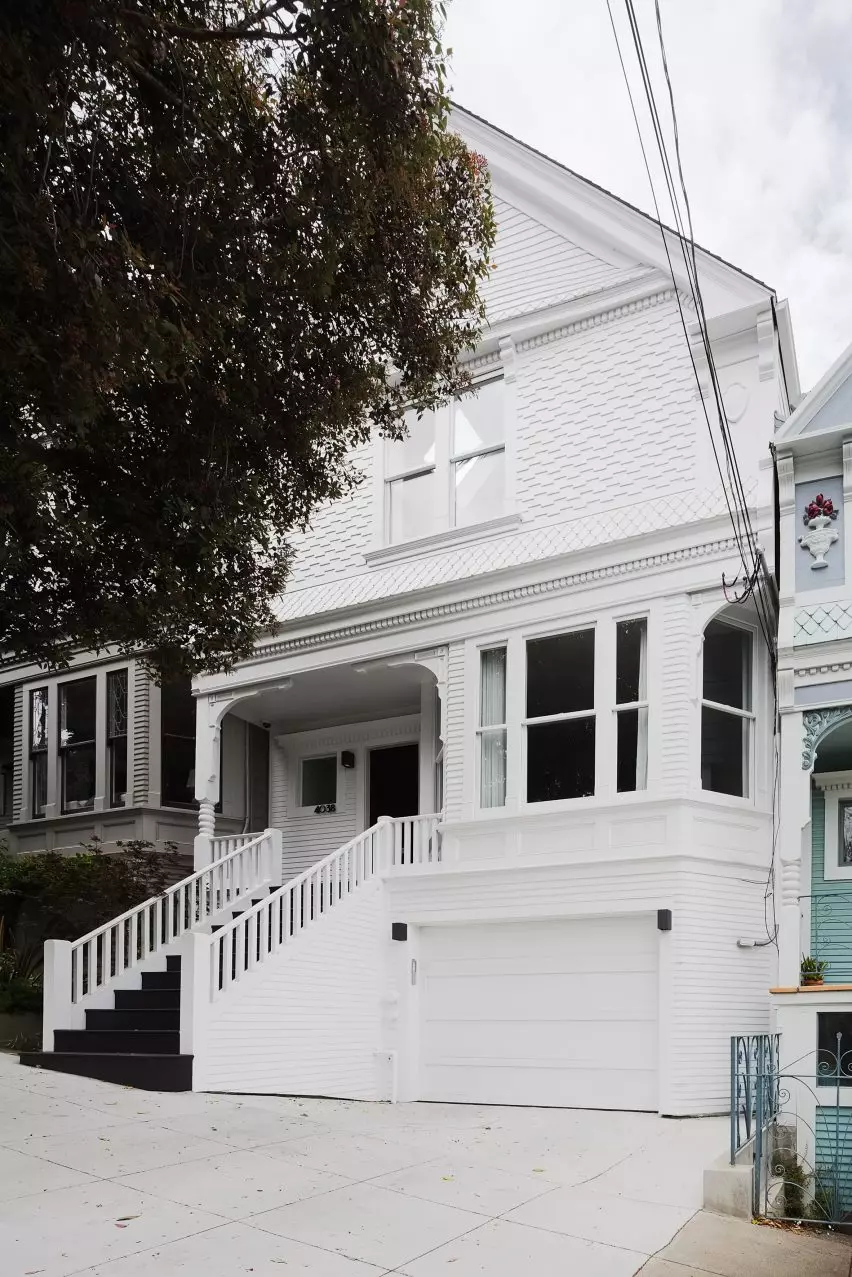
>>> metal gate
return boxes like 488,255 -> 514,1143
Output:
732,1031 -> 852,1223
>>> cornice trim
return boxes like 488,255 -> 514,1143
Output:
246,535 -> 740,666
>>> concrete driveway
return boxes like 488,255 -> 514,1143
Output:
0,1051 -> 816,1276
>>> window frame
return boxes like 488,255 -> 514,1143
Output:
384,376 -> 507,547
29,686 -> 48,819
614,616 -> 649,794
106,668 -> 129,809
476,645 -> 508,811
298,753 -> 339,813
59,675 -> 98,815
522,624 -> 597,807
699,617 -> 756,801
813,773 -> 852,881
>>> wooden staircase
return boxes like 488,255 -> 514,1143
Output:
21,955 -> 192,1091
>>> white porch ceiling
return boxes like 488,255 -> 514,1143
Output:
228,662 -> 431,734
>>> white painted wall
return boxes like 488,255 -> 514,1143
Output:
199,882 -> 386,1098
272,715 -> 422,881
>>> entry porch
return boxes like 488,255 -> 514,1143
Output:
192,650 -> 445,876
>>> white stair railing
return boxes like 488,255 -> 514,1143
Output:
388,814 -> 441,867
211,833 -> 259,861
43,828 -> 281,1047
209,814 -> 441,1000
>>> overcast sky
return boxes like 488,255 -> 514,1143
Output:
445,0 -> 852,392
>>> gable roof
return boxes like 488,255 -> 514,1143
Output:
481,195 -> 651,323
775,337 -> 852,451
452,104 -> 776,323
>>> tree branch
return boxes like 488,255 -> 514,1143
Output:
117,4 -> 298,42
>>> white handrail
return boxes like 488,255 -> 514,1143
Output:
209,814 -> 441,999
68,829 -> 274,1005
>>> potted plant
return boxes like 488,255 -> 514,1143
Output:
801,956 -> 829,987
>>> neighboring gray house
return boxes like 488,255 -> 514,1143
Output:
0,656 -> 269,863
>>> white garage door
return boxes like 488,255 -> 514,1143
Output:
419,917 -> 658,1110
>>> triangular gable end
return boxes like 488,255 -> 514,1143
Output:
452,105 -> 775,324
481,195 -> 652,324
776,338 -> 852,444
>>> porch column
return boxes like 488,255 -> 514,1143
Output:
778,707 -> 810,987
193,693 -> 221,870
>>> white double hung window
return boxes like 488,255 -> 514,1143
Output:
525,630 -> 596,803
700,620 -> 753,798
385,379 -> 505,545
615,619 -> 648,792
477,647 -> 507,809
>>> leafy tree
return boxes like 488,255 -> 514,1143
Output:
0,1 -> 494,679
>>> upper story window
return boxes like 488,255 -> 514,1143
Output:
60,677 -> 97,813
385,378 -> 505,545
107,669 -> 129,808
700,619 -> 753,798
30,687 -> 48,818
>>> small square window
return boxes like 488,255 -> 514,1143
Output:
817,1013 -> 852,1085
301,755 -> 337,807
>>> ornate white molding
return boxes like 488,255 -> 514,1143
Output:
249,536 -> 741,666
802,707 -> 852,769
461,348 -> 501,374
776,452 -> 795,514
515,289 -> 673,353
843,441 -> 852,495
795,661 -> 852,677
756,307 -> 775,382
498,335 -> 517,383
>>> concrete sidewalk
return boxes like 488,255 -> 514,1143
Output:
641,1210 -> 852,1276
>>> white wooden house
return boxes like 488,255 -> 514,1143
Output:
28,109 -> 797,1115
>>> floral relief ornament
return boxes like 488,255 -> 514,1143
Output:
800,493 -> 839,570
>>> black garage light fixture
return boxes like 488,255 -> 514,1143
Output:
391,922 -> 408,941
657,909 -> 673,932
341,750 -> 356,769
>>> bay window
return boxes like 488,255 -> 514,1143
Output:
385,379 -> 505,545
30,687 -> 48,818
478,647 -> 507,808
525,630 -> 595,803
107,669 -> 129,808
60,677 -> 96,812
615,619 -> 648,792
700,619 -> 753,798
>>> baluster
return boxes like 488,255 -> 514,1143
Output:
73,946 -> 83,1003
86,938 -> 96,994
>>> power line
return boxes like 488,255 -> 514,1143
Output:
607,0 -> 779,945
605,0 -> 777,667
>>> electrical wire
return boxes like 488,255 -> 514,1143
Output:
607,0 -> 780,944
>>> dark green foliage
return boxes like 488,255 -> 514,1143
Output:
0,836 -> 179,946
0,2 -> 494,678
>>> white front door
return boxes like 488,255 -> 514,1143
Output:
419,916 -> 658,1110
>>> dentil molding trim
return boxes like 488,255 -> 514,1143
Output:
246,535 -> 741,665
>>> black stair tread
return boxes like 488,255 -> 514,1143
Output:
19,1051 -> 193,1092
166,956 -> 182,972
140,972 -> 181,990
55,1028 -> 180,1055
115,988 -> 180,1009
87,1008 -> 179,1031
